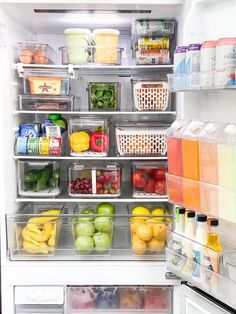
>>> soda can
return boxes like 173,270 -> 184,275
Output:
200,40 -> 216,72
174,46 -> 188,75
16,137 -> 28,155
27,137 -> 39,155
186,43 -> 201,74
216,38 -> 236,71
49,138 -> 62,155
39,137 -> 50,155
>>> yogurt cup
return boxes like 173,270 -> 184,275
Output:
64,28 -> 91,64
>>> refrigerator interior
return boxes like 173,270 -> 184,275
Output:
0,0 -> 236,313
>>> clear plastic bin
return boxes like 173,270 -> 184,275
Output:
132,80 -> 169,111
133,20 -> 176,37
18,95 -> 74,111
7,203 -> 64,256
18,161 -> 61,197
88,82 -> 120,111
132,162 -> 167,198
71,204 -> 114,255
17,41 -> 57,65
116,124 -> 168,156
68,163 -> 122,197
24,70 -> 70,96
69,118 -> 109,156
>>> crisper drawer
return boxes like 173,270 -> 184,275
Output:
66,285 -> 172,313
15,286 -> 64,314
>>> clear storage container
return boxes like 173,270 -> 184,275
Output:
115,124 -> 168,156
24,70 -> 70,96
69,118 -> 109,156
71,205 -> 114,255
68,163 -> 122,197
18,161 -> 61,197
132,162 -> 167,198
18,95 -> 74,111
88,82 -> 120,111
132,80 -> 169,111
133,20 -> 176,37
7,203 -> 64,256
17,41 -> 57,65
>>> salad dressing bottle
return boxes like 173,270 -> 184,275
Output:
207,218 -> 222,273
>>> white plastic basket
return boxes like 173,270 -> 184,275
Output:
133,81 -> 169,111
116,126 -> 167,156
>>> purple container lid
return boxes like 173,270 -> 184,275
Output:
188,43 -> 202,51
175,46 -> 188,53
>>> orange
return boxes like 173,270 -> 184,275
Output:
132,239 -> 146,255
148,238 -> 165,251
153,223 -> 167,241
136,223 -> 153,241
130,220 -> 142,234
132,234 -> 141,242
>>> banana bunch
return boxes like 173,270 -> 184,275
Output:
22,209 -> 61,254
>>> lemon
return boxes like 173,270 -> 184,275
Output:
151,208 -> 164,222
132,207 -> 150,221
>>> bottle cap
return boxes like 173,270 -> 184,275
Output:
49,114 -> 62,120
197,214 -> 207,222
176,207 -> 186,214
187,211 -> 195,218
208,218 -> 219,226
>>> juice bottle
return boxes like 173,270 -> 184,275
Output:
218,124 -> 236,223
167,120 -> 189,176
182,211 -> 196,275
172,207 -> 186,268
199,122 -> 225,185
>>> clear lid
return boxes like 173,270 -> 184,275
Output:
64,28 -> 91,34
93,29 -> 120,35
199,122 -> 226,142
182,120 -> 207,139
71,162 -> 121,171
167,119 -> 190,137
218,123 -> 236,143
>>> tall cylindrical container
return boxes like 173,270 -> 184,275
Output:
186,43 -> 201,74
174,46 -> 188,75
200,40 -> 216,87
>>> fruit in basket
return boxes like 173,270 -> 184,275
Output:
130,219 -> 142,234
78,209 -> 95,222
151,208 -> 165,221
94,217 -> 113,233
153,168 -> 166,180
131,206 -> 150,220
132,170 -> 147,189
70,177 -> 93,194
154,179 -> 166,195
93,232 -> 111,251
96,171 -> 121,195
90,132 -> 109,152
132,239 -> 147,255
75,235 -> 95,254
70,131 -> 90,153
23,240 -> 49,254
144,178 -> 155,193
136,223 -> 153,241
19,49 -> 34,64
96,202 -> 115,215
76,222 -> 96,237
153,223 -> 167,241
147,238 -> 165,251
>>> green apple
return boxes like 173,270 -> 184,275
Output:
94,217 -> 113,233
75,236 -> 94,254
93,232 -> 111,251
76,222 -> 95,237
96,203 -> 115,215
78,209 -> 95,222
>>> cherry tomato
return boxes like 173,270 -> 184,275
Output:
154,179 -> 166,195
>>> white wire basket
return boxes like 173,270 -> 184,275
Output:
133,81 -> 169,111
116,126 -> 167,156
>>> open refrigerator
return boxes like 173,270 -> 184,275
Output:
0,0 -> 236,313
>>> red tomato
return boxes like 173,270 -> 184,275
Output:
153,168 -> 167,180
144,178 -> 155,193
132,170 -> 147,189
154,179 -> 166,195
143,168 -> 154,177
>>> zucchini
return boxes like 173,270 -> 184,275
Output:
34,165 -> 53,192
24,169 -> 41,183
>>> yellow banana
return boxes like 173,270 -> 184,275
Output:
28,209 -> 61,224
48,224 -> 57,247
25,223 -> 52,242
26,223 -> 42,234
23,240 -> 49,254
22,227 -> 41,246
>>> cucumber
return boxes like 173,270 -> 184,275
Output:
34,165 -> 53,192
24,169 -> 41,183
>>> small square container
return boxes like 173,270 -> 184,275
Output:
68,163 -> 122,197
18,95 -> 74,111
17,41 -> 57,65
69,118 -> 109,156
24,70 -> 70,96
72,205 -> 114,255
88,82 -> 120,111
18,161 -> 61,197
119,287 -> 143,309
7,203 -> 64,256
143,286 -> 171,310
132,162 -> 167,198
132,80 -> 169,111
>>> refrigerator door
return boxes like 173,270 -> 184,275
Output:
173,284 -> 233,314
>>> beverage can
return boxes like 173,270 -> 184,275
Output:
214,67 -> 235,86
27,137 -> 39,155
216,38 -> 236,71
16,137 -> 28,155
39,137 -> 50,155
186,43 -> 201,74
174,46 -> 187,75
49,138 -> 62,155
200,40 -> 216,72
